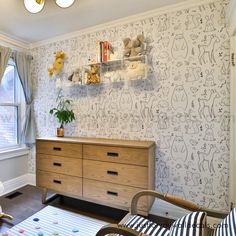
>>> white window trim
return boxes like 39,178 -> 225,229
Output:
0,146 -> 30,161
0,60 -> 26,153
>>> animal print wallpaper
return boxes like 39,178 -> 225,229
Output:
31,0 -> 230,210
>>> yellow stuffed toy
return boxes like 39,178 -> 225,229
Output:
85,65 -> 101,85
48,51 -> 66,77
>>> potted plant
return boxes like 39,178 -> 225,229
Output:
49,90 -> 75,137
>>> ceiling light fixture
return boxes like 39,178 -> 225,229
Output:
24,0 -> 75,14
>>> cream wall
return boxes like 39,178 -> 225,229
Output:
31,0 -> 230,210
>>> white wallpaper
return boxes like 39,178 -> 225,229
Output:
31,0 -> 230,210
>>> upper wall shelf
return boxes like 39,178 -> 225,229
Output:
68,55 -> 148,86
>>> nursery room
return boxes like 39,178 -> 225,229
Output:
0,0 -> 236,235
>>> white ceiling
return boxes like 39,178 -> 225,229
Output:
0,0 -> 189,44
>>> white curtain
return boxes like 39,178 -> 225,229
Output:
0,46 -> 12,83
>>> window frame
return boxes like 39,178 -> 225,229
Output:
0,60 -> 25,152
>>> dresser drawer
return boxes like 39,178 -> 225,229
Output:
36,154 -> 82,177
83,179 -> 148,211
83,160 -> 148,188
83,145 -> 148,166
36,141 -> 82,158
37,170 -> 82,196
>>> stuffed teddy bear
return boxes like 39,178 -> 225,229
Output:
48,51 -> 66,77
123,33 -> 145,58
86,65 -> 101,84
127,61 -> 146,80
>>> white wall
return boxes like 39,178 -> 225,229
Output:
31,0 -> 230,211
0,155 -> 28,182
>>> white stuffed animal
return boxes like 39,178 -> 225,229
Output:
127,61 -> 146,80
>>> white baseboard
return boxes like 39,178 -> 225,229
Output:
150,199 -> 189,220
0,173 -> 36,196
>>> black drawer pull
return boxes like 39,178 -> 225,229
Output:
107,170 -> 118,176
107,152 -> 119,157
53,147 -> 61,151
53,180 -> 62,184
53,162 -> 62,167
107,191 -> 118,196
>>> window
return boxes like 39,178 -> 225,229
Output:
0,62 -> 24,150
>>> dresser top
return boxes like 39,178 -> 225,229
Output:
37,137 -> 155,149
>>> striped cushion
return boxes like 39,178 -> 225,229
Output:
169,212 -> 206,236
123,215 -> 170,236
214,208 -> 236,236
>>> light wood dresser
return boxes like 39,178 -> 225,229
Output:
36,137 -> 155,215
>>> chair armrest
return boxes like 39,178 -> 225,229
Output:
0,212 -> 13,220
96,224 -> 140,236
130,190 -> 228,218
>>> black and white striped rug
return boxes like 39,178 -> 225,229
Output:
3,206 -> 108,236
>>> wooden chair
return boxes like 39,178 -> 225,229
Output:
0,206 -> 13,220
96,190 -> 230,236
0,182 -> 13,221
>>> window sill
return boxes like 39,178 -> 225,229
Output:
0,147 -> 30,161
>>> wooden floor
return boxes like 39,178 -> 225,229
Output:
0,185 -> 174,233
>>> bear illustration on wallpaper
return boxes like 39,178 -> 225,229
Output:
171,136 -> 188,162
171,34 -> 188,59
171,85 -> 188,110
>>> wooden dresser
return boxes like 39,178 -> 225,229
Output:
36,137 -> 155,215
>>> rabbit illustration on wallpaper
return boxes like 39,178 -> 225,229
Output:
171,34 -> 188,59
203,178 -> 214,195
171,136 -> 188,162
171,85 -> 188,111
204,69 -> 215,87
204,124 -> 216,141
204,15 -> 216,32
